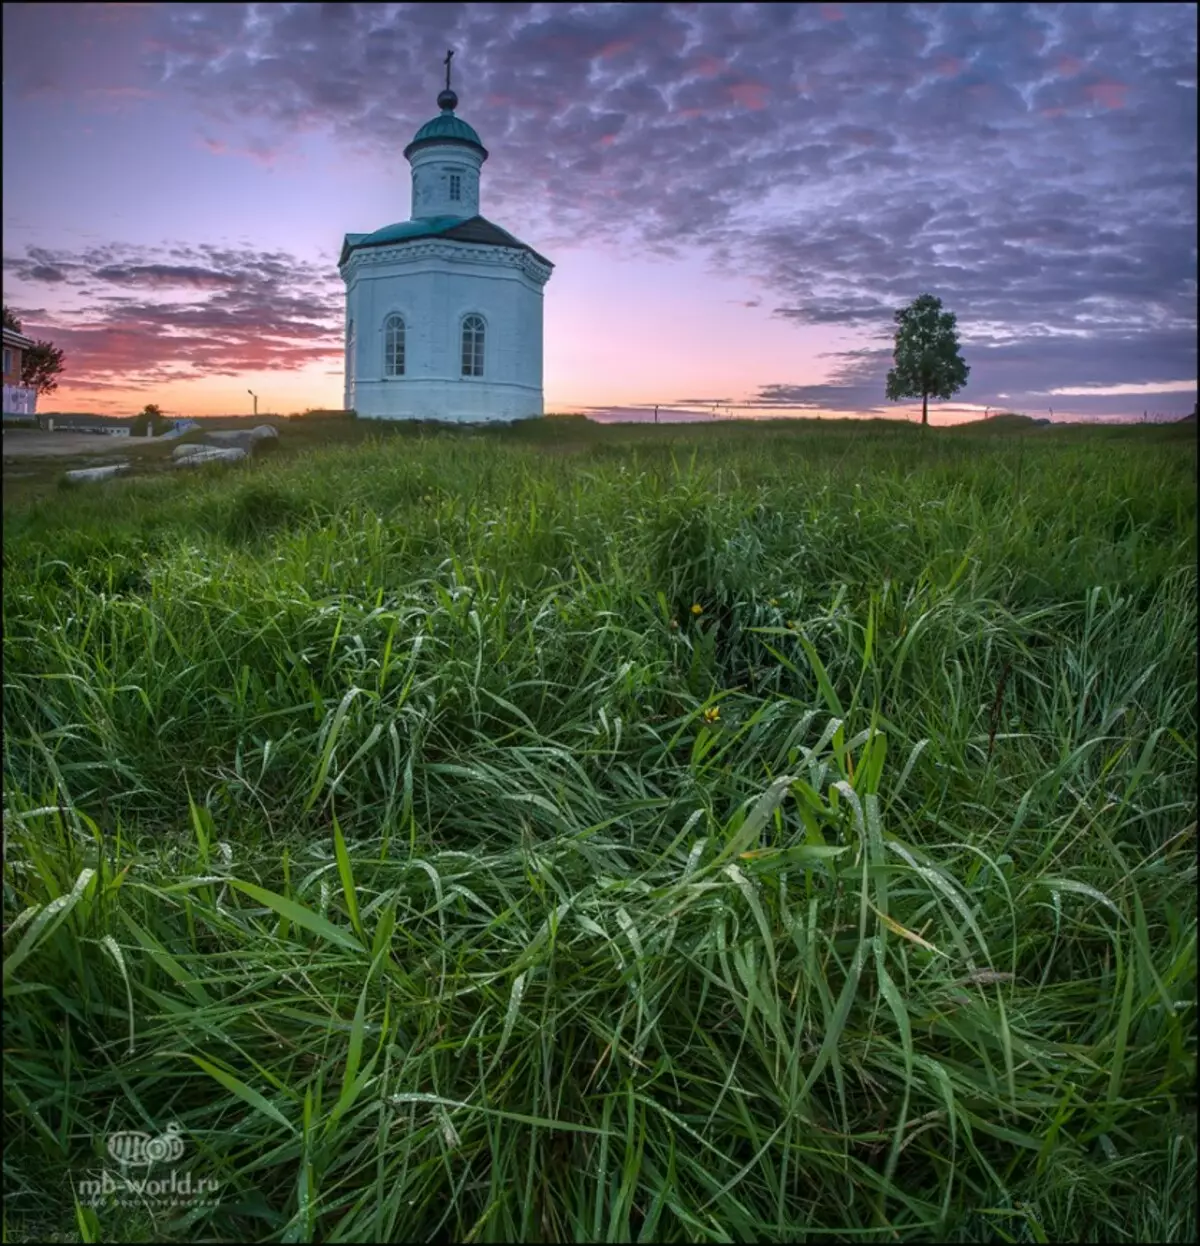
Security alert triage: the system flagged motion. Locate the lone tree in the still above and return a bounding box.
[2,305,66,396]
[131,403,171,437]
[885,293,969,427]
[21,342,66,397]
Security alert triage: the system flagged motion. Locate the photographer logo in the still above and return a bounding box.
[78,1122,220,1209]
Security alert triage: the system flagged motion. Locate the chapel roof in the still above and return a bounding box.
[3,326,35,350]
[339,215,553,269]
[403,112,487,161]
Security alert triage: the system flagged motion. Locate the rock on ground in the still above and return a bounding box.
[171,446,248,467]
[202,425,280,451]
[64,462,130,483]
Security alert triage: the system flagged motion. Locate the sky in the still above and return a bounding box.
[2,1,1196,424]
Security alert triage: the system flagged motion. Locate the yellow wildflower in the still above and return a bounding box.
[691,603,704,615]
[702,706,720,724]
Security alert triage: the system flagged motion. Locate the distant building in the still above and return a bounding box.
[40,413,132,436]
[2,326,37,418]
[339,54,553,423]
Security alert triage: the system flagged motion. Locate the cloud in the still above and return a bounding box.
[3,239,342,393]
[728,82,769,110]
[92,263,244,289]
[1084,79,1130,109]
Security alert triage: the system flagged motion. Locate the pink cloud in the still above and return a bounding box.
[1084,80,1128,109]
[841,127,880,147]
[729,82,769,111]
[676,106,706,120]
[93,2,151,25]
[936,57,966,78]
[1022,26,1047,55]
[599,134,617,147]
[1057,56,1085,78]
[692,55,726,78]
[196,134,280,168]
[597,38,633,59]
[820,4,844,20]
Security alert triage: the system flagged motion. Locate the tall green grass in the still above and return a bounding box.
[3,418,1196,1242]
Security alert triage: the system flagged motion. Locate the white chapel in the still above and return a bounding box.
[339,54,553,422]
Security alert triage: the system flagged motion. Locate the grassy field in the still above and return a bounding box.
[3,414,1196,1243]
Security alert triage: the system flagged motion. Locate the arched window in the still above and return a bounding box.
[461,314,485,377]
[384,314,405,377]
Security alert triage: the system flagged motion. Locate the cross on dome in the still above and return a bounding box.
[437,48,458,112]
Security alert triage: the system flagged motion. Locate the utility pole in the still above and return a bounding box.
[247,389,258,417]
[654,404,659,424]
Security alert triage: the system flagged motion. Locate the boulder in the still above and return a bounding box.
[172,446,248,467]
[204,425,279,451]
[64,462,130,483]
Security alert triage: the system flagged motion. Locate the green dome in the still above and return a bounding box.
[404,111,486,160]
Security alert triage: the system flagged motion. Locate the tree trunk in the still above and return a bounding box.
[921,392,929,427]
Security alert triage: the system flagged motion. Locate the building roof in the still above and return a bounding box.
[339,214,553,268]
[403,111,487,161]
[3,326,35,350]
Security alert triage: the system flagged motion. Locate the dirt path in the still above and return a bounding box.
[2,432,157,460]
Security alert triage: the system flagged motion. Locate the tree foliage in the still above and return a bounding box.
[21,342,66,396]
[3,305,21,333]
[131,404,171,437]
[885,293,969,426]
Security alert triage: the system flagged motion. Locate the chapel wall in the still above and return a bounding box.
[343,247,545,420]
